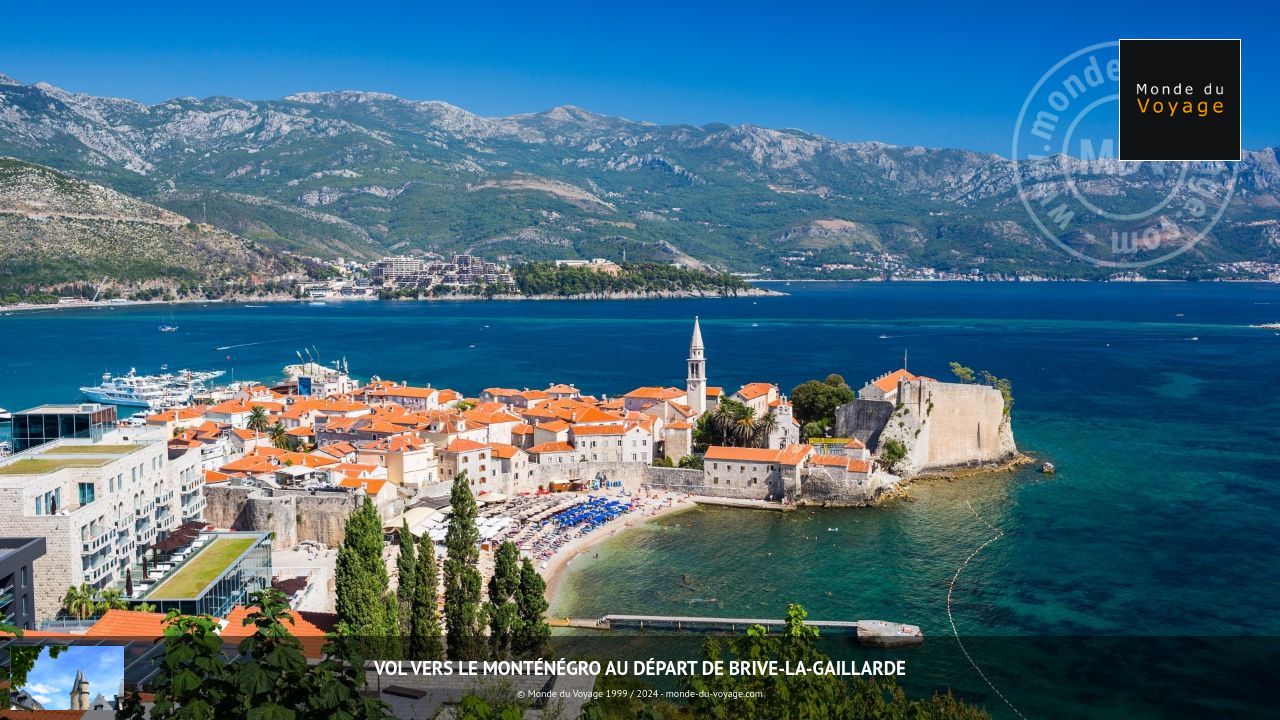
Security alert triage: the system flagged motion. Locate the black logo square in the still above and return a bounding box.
[1119,39,1240,161]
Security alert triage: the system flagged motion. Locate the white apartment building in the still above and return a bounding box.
[0,430,203,620]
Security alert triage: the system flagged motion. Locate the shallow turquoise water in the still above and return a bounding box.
[3,282,1278,716]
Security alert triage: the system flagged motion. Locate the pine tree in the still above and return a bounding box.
[336,497,397,652]
[486,540,522,658]
[396,519,417,635]
[443,471,485,660]
[408,533,444,660]
[513,557,551,659]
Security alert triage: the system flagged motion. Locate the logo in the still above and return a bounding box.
[1012,42,1238,269]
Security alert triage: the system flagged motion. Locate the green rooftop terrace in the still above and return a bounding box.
[145,537,258,600]
[0,457,116,475]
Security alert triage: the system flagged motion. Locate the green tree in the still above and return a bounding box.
[62,583,98,620]
[677,454,704,470]
[114,590,396,720]
[444,471,485,660]
[0,622,66,710]
[229,589,311,718]
[247,405,271,433]
[97,586,130,612]
[695,398,777,449]
[949,362,976,383]
[486,541,522,658]
[396,519,417,635]
[335,497,397,652]
[801,420,828,441]
[269,422,293,450]
[512,557,550,659]
[790,378,854,429]
[651,455,674,467]
[409,533,445,660]
[879,439,908,473]
[682,604,990,720]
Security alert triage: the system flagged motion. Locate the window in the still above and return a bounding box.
[78,482,96,506]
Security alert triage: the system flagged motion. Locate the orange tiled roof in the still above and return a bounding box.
[571,423,626,436]
[205,469,233,484]
[489,443,525,459]
[84,608,170,639]
[222,605,331,658]
[848,459,871,473]
[666,421,694,430]
[625,386,684,400]
[546,383,579,394]
[146,406,206,422]
[527,441,575,454]
[809,454,852,467]
[445,438,489,453]
[286,426,315,437]
[871,369,917,393]
[337,477,388,495]
[778,444,813,466]
[735,382,775,401]
[844,438,866,449]
[704,446,782,463]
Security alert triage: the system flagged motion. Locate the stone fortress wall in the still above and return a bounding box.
[835,378,1017,478]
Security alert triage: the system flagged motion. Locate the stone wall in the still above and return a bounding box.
[833,399,896,450]
[640,465,763,497]
[203,484,364,549]
[835,379,1016,478]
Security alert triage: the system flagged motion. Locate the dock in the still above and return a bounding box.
[547,614,923,647]
[687,496,793,512]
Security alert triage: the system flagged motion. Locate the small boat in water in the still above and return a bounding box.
[309,301,327,307]
[0,407,11,422]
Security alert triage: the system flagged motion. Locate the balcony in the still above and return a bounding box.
[83,556,112,584]
[135,499,156,517]
[181,475,202,493]
[181,496,206,518]
[81,527,116,554]
[0,584,13,608]
[137,525,157,545]
[157,489,174,505]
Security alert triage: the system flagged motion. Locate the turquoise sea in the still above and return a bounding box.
[2,282,1278,717]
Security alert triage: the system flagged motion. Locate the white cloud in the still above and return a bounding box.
[32,694,53,704]
[24,682,61,695]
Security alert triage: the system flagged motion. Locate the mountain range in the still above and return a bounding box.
[2,71,1279,284]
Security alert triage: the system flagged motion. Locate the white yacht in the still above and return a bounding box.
[80,368,225,409]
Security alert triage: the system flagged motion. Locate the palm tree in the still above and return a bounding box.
[63,583,98,620]
[97,587,129,612]
[269,422,291,450]
[751,411,779,448]
[246,405,270,433]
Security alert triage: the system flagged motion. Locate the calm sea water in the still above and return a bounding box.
[3,282,1278,717]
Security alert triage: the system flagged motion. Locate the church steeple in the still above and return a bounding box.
[70,669,89,711]
[687,317,707,415]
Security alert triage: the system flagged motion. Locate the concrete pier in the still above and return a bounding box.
[548,614,923,646]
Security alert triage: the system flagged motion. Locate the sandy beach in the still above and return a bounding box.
[539,493,696,611]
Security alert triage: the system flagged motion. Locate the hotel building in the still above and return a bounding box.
[0,429,204,620]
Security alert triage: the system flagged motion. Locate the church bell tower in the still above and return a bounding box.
[687,316,707,415]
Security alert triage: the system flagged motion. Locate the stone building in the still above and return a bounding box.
[0,430,203,621]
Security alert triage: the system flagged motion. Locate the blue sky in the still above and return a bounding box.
[1,0,1274,154]
[16,644,124,710]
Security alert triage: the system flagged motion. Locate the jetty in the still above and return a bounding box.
[687,496,793,512]
[547,614,923,647]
